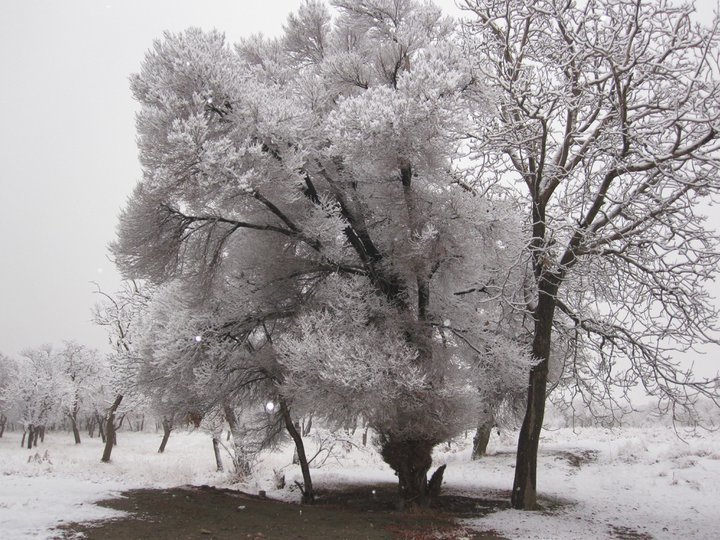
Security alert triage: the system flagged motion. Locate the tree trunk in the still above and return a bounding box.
[28,424,35,450]
[212,435,224,472]
[95,413,106,443]
[279,399,314,504]
[101,395,123,463]
[223,405,251,478]
[380,437,437,509]
[512,289,556,510]
[158,416,172,453]
[70,415,81,444]
[471,415,493,460]
[427,464,446,500]
[0,413,6,437]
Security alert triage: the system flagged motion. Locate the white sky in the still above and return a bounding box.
[0,0,717,380]
[0,0,465,357]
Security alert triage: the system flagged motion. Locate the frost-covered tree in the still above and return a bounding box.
[95,279,258,473]
[12,345,64,448]
[0,352,19,437]
[56,341,104,444]
[2,344,108,446]
[92,281,151,460]
[461,0,720,509]
[113,0,531,507]
[132,283,259,473]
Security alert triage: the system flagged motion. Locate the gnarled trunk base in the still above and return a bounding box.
[380,437,444,509]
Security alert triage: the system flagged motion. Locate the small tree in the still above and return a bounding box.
[461,0,720,509]
[93,281,151,460]
[56,341,103,444]
[14,346,64,448]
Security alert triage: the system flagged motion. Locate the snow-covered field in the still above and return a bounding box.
[1,425,719,539]
[447,427,720,539]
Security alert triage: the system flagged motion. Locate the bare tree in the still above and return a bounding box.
[461,0,720,509]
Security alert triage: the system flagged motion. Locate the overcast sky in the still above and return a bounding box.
[0,0,718,379]
[0,0,466,358]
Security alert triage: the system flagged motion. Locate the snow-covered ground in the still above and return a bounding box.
[0,430,224,538]
[442,427,720,539]
[1,425,719,539]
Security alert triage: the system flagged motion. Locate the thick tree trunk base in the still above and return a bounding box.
[380,437,444,509]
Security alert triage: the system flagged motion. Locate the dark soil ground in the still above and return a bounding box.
[56,483,510,540]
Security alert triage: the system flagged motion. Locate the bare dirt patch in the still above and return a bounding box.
[56,485,509,539]
[554,449,599,469]
[608,524,653,539]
